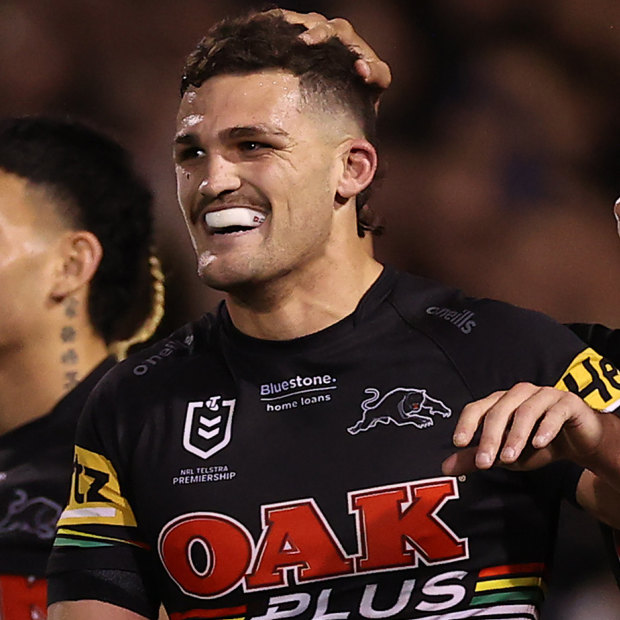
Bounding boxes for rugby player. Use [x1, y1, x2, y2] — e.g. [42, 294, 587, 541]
[0, 116, 163, 619]
[47, 10, 620, 620]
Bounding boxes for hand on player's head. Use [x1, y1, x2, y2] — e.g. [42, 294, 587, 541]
[273, 9, 392, 97]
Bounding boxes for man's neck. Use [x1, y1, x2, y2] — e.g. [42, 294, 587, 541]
[0, 335, 109, 436]
[226, 254, 383, 340]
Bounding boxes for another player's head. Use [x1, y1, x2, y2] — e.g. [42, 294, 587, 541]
[175, 10, 380, 292]
[0, 116, 164, 357]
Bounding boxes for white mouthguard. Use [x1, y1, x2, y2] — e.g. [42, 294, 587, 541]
[205, 207, 266, 230]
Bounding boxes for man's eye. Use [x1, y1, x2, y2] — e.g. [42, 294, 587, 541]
[239, 141, 269, 152]
[177, 147, 205, 162]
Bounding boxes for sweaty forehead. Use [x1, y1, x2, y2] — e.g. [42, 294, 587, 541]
[176, 70, 306, 133]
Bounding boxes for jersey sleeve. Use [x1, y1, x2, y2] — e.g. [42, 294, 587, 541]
[47, 568, 159, 618]
[439, 299, 620, 412]
[46, 370, 159, 613]
[568, 323, 620, 368]
[464, 303, 620, 506]
[405, 291, 620, 506]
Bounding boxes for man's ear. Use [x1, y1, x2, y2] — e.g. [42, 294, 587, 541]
[336, 138, 377, 201]
[50, 231, 103, 301]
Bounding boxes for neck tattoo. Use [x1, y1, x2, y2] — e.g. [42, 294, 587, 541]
[60, 297, 80, 390]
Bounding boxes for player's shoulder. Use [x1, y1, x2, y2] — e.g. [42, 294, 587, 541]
[387, 267, 590, 393]
[389, 267, 570, 342]
[93, 308, 223, 396]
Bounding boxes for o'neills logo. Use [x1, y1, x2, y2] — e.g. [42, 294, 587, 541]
[133, 340, 186, 376]
[426, 306, 477, 334]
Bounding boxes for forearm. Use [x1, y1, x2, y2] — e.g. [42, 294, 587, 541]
[577, 469, 620, 528]
[575, 412, 620, 527]
[577, 411, 620, 493]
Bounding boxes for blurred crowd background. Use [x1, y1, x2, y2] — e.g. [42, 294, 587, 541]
[1, 0, 618, 617]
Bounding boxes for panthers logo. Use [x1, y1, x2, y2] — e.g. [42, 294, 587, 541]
[348, 387, 452, 435]
[0, 489, 62, 540]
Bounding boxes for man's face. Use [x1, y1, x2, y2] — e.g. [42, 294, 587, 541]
[0, 171, 64, 349]
[174, 70, 355, 292]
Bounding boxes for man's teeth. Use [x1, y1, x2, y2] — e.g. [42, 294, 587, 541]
[205, 207, 266, 230]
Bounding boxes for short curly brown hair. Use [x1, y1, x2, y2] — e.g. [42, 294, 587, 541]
[181, 10, 383, 236]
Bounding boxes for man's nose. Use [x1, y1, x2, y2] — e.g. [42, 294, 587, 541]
[199, 154, 242, 197]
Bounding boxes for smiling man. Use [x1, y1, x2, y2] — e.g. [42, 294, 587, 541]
[176, 71, 370, 284]
[47, 10, 620, 620]
[173, 39, 382, 337]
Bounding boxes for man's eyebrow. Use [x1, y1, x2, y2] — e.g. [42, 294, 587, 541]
[173, 132, 198, 146]
[173, 125, 292, 146]
[227, 125, 291, 139]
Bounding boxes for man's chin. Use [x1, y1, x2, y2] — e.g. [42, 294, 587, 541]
[197, 264, 251, 292]
[196, 253, 277, 295]
[197, 252, 228, 288]
[197, 268, 229, 291]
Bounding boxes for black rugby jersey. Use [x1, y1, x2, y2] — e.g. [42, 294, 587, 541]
[48, 267, 620, 620]
[0, 357, 115, 577]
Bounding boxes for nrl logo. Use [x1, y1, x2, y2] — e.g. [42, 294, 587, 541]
[348, 387, 451, 435]
[183, 396, 236, 459]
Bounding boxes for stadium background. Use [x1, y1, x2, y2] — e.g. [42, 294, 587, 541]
[0, 0, 618, 617]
